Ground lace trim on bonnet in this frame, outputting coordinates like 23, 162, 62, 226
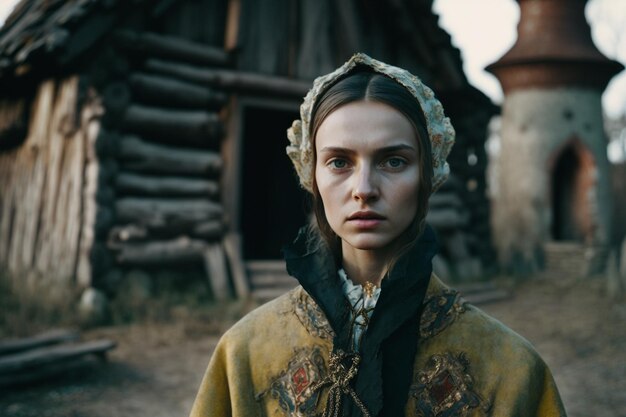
286, 52, 455, 193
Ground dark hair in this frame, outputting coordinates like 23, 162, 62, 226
310, 68, 433, 262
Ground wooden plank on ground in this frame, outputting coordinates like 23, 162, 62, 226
0, 340, 116, 374
0, 354, 98, 388
0, 329, 79, 356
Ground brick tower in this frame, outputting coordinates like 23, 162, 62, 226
486, 0, 623, 275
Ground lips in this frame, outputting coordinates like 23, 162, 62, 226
347, 211, 385, 221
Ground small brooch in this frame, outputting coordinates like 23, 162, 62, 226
363, 281, 377, 298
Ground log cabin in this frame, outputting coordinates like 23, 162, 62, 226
0, 0, 496, 309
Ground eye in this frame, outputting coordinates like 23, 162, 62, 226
328, 158, 349, 170
382, 157, 407, 170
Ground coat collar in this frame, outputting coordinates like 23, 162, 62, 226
283, 225, 439, 417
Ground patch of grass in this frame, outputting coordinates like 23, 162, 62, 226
0, 265, 260, 337
107, 277, 259, 333
0, 269, 79, 338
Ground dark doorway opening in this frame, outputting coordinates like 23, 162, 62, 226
240, 106, 309, 260
552, 146, 579, 240
550, 141, 596, 243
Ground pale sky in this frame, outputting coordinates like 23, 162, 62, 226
1, 0, 625, 116
0, 3, 13, 24
434, 0, 626, 117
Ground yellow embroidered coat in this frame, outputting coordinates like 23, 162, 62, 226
189, 275, 566, 417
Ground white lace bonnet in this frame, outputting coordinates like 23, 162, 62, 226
286, 52, 455, 193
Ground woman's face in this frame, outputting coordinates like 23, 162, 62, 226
315, 100, 420, 252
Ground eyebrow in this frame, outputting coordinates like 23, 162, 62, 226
318, 144, 416, 153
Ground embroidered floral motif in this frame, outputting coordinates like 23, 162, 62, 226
266, 346, 327, 417
412, 352, 488, 417
419, 290, 467, 339
293, 287, 335, 340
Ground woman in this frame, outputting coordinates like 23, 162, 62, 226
190, 53, 566, 417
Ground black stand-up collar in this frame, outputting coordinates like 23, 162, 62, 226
283, 226, 438, 417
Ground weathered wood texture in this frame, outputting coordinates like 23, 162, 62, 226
0, 332, 116, 388
223, 233, 250, 298
0, 98, 28, 149
0, 2, 116, 79
203, 243, 231, 299
145, 59, 311, 97
115, 197, 223, 230
99, 29, 233, 299
118, 136, 222, 176
0, 99, 26, 133
0, 340, 115, 374
232, 0, 454, 84
154, 0, 227, 47
0, 0, 460, 87
113, 30, 230, 67
236, 0, 292, 75
108, 220, 223, 245
292, 0, 335, 78
115, 172, 219, 198
0, 329, 79, 356
115, 237, 208, 265
77, 98, 105, 287
441, 94, 497, 267
0, 77, 102, 295
122, 105, 222, 147
129, 73, 228, 109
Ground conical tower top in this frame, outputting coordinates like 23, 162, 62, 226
486, 0, 623, 94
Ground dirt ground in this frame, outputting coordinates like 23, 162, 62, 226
1, 274, 625, 417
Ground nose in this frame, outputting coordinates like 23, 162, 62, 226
352, 164, 379, 202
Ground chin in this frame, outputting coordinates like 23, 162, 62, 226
342, 235, 396, 251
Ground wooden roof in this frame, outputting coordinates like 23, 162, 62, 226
0, 0, 472, 93
0, 0, 114, 78
235, 0, 469, 91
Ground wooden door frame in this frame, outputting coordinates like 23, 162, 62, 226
221, 94, 300, 297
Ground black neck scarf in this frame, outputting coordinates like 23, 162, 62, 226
283, 225, 438, 417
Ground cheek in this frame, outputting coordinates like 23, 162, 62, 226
391, 176, 420, 215
314, 165, 329, 200
315, 165, 342, 200
315, 166, 337, 217
316, 172, 350, 236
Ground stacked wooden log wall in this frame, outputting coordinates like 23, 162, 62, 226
435, 90, 497, 278
427, 175, 483, 280
0, 77, 103, 302
88, 31, 234, 300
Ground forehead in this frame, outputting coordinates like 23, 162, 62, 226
315, 100, 417, 150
